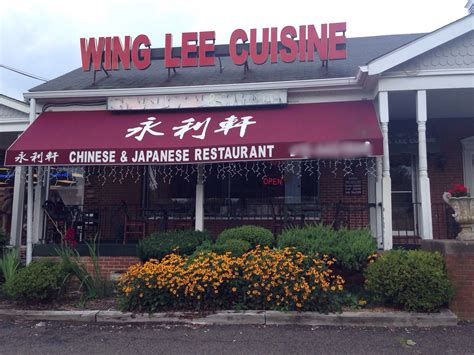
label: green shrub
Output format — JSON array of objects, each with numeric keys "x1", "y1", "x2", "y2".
[
  {"x1": 212, "y1": 239, "x2": 252, "y2": 256},
  {"x1": 277, "y1": 224, "x2": 376, "y2": 272},
  {"x1": 4, "y1": 261, "x2": 68, "y2": 302},
  {"x1": 192, "y1": 240, "x2": 213, "y2": 256},
  {"x1": 277, "y1": 224, "x2": 334, "y2": 255},
  {"x1": 138, "y1": 230, "x2": 212, "y2": 261},
  {"x1": 329, "y1": 228, "x2": 377, "y2": 271},
  {"x1": 217, "y1": 225, "x2": 274, "y2": 247},
  {"x1": 364, "y1": 250, "x2": 454, "y2": 312}
]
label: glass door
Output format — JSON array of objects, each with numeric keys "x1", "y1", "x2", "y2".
[{"x1": 391, "y1": 155, "x2": 418, "y2": 237}]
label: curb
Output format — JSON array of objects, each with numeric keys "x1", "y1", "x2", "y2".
[
  {"x1": 0, "y1": 310, "x2": 98, "y2": 322},
  {"x1": 264, "y1": 309, "x2": 459, "y2": 327},
  {"x1": 0, "y1": 309, "x2": 458, "y2": 327}
]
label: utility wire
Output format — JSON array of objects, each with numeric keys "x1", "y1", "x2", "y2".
[{"x1": 0, "y1": 64, "x2": 49, "y2": 82}]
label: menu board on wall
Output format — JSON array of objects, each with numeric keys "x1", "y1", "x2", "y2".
[{"x1": 344, "y1": 176, "x2": 362, "y2": 195}]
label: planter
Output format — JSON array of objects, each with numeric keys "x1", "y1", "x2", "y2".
[{"x1": 443, "y1": 192, "x2": 474, "y2": 241}]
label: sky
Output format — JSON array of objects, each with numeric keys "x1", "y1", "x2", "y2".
[{"x1": 0, "y1": 0, "x2": 469, "y2": 101}]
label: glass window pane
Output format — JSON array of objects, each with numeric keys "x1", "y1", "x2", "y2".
[
  {"x1": 49, "y1": 168, "x2": 85, "y2": 206},
  {"x1": 392, "y1": 193, "x2": 415, "y2": 231},
  {"x1": 391, "y1": 155, "x2": 413, "y2": 192}
]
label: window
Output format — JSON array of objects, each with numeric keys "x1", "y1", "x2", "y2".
[
  {"x1": 145, "y1": 162, "x2": 319, "y2": 218},
  {"x1": 48, "y1": 168, "x2": 85, "y2": 207},
  {"x1": 204, "y1": 161, "x2": 319, "y2": 217}
]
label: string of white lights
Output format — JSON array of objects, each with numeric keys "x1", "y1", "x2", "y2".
[{"x1": 14, "y1": 158, "x2": 378, "y2": 187}]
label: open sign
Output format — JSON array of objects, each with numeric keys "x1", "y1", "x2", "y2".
[{"x1": 262, "y1": 176, "x2": 284, "y2": 186}]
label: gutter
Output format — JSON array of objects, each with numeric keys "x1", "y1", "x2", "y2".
[{"x1": 23, "y1": 77, "x2": 361, "y2": 100}]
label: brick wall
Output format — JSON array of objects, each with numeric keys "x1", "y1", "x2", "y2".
[
  {"x1": 319, "y1": 163, "x2": 370, "y2": 229},
  {"x1": 79, "y1": 256, "x2": 141, "y2": 279},
  {"x1": 84, "y1": 173, "x2": 143, "y2": 207},
  {"x1": 421, "y1": 240, "x2": 474, "y2": 320},
  {"x1": 36, "y1": 256, "x2": 141, "y2": 280},
  {"x1": 427, "y1": 117, "x2": 474, "y2": 239}
]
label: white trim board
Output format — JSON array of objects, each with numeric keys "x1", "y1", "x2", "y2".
[
  {"x1": 0, "y1": 119, "x2": 29, "y2": 132},
  {"x1": 376, "y1": 74, "x2": 474, "y2": 92},
  {"x1": 0, "y1": 95, "x2": 29, "y2": 114},
  {"x1": 361, "y1": 15, "x2": 474, "y2": 76}
]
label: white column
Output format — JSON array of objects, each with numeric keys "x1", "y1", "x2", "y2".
[
  {"x1": 9, "y1": 166, "x2": 25, "y2": 247},
  {"x1": 195, "y1": 165, "x2": 204, "y2": 231},
  {"x1": 416, "y1": 90, "x2": 433, "y2": 239},
  {"x1": 32, "y1": 167, "x2": 47, "y2": 244},
  {"x1": 26, "y1": 98, "x2": 36, "y2": 264},
  {"x1": 368, "y1": 166, "x2": 377, "y2": 236},
  {"x1": 375, "y1": 156, "x2": 384, "y2": 249},
  {"x1": 378, "y1": 92, "x2": 393, "y2": 250},
  {"x1": 368, "y1": 158, "x2": 383, "y2": 249}
]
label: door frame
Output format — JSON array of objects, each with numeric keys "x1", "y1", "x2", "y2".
[
  {"x1": 391, "y1": 154, "x2": 419, "y2": 236},
  {"x1": 462, "y1": 136, "x2": 474, "y2": 194}
]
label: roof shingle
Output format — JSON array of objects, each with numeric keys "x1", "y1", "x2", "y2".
[{"x1": 30, "y1": 33, "x2": 424, "y2": 92}]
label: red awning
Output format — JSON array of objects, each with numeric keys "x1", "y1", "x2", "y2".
[{"x1": 5, "y1": 102, "x2": 382, "y2": 166}]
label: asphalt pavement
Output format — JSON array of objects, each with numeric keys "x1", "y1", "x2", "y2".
[{"x1": 0, "y1": 320, "x2": 473, "y2": 355}]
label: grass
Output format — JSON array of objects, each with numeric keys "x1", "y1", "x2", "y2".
[
  {"x1": 0, "y1": 248, "x2": 20, "y2": 285},
  {"x1": 56, "y1": 238, "x2": 112, "y2": 299}
]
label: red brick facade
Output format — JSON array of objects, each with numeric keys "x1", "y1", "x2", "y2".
[
  {"x1": 428, "y1": 117, "x2": 474, "y2": 240},
  {"x1": 36, "y1": 256, "x2": 141, "y2": 280},
  {"x1": 422, "y1": 240, "x2": 474, "y2": 321},
  {"x1": 78, "y1": 256, "x2": 141, "y2": 279}
]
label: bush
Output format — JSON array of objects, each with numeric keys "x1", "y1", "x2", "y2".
[
  {"x1": 4, "y1": 261, "x2": 68, "y2": 302},
  {"x1": 217, "y1": 225, "x2": 274, "y2": 247},
  {"x1": 212, "y1": 239, "x2": 252, "y2": 256},
  {"x1": 277, "y1": 224, "x2": 377, "y2": 271},
  {"x1": 239, "y1": 247, "x2": 344, "y2": 312},
  {"x1": 364, "y1": 250, "x2": 454, "y2": 312},
  {"x1": 329, "y1": 228, "x2": 378, "y2": 271},
  {"x1": 117, "y1": 247, "x2": 344, "y2": 313},
  {"x1": 277, "y1": 224, "x2": 334, "y2": 255},
  {"x1": 138, "y1": 230, "x2": 212, "y2": 261},
  {"x1": 118, "y1": 252, "x2": 241, "y2": 312}
]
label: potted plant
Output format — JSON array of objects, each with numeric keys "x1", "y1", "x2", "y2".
[{"x1": 443, "y1": 183, "x2": 474, "y2": 241}]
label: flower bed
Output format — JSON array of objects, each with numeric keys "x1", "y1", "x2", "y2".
[
  {"x1": 117, "y1": 247, "x2": 345, "y2": 313},
  {"x1": 0, "y1": 225, "x2": 455, "y2": 315}
]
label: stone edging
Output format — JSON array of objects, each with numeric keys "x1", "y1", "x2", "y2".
[{"x1": 0, "y1": 309, "x2": 458, "y2": 327}]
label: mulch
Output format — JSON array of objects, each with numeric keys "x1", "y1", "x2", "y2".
[{"x1": 0, "y1": 292, "x2": 118, "y2": 311}]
